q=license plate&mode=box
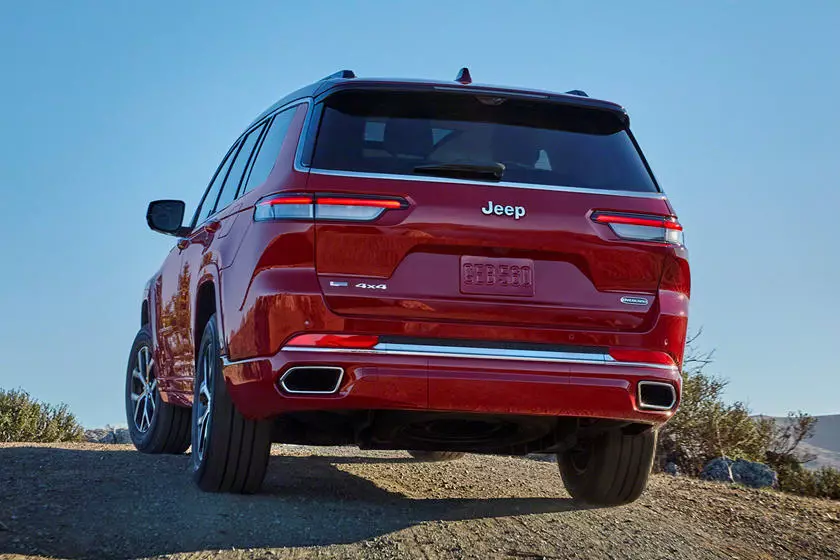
[460,256,535,297]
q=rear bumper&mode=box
[222,345,681,424]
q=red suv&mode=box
[127,69,689,505]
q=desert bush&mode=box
[0,388,84,443]
[657,332,772,475]
[657,333,839,499]
[658,334,820,479]
[772,453,817,495]
[771,453,840,500]
[762,411,818,463]
[814,467,840,500]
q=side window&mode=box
[214,124,265,213]
[242,108,296,194]
[195,144,237,225]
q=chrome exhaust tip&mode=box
[279,366,344,394]
[637,381,677,411]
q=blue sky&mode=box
[1,1,837,427]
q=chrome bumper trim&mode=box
[279,343,677,370]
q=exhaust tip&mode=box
[637,381,677,411]
[280,366,344,394]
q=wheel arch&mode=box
[141,299,150,327]
[193,266,226,360]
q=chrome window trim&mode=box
[277,343,677,370]
[298,168,667,199]
[192,98,312,230]
[245,98,311,147]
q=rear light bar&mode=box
[285,333,380,349]
[254,193,408,222]
[609,349,676,367]
[592,211,684,245]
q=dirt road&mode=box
[1,443,838,560]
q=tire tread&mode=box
[126,327,191,455]
[558,428,656,506]
[192,314,271,494]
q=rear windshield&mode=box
[310,90,658,193]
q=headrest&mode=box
[383,119,433,158]
[492,127,540,167]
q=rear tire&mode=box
[408,451,466,462]
[191,314,272,493]
[557,428,656,506]
[125,326,191,454]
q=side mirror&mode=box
[146,200,189,236]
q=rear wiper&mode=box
[413,162,505,181]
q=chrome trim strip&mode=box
[637,380,677,411]
[377,342,609,362]
[250,96,313,129]
[304,168,667,199]
[279,344,677,370]
[221,355,263,367]
[279,366,345,395]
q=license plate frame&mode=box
[460,256,535,297]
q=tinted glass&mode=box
[311,90,657,193]
[196,145,236,225]
[215,124,265,212]
[243,108,296,194]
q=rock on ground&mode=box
[701,457,778,489]
[83,426,131,444]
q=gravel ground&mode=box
[1,442,838,560]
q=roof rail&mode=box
[321,69,356,81]
[565,89,589,97]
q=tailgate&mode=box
[305,88,678,332]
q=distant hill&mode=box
[762,414,840,470]
[805,414,840,453]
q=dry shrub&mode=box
[0,388,84,443]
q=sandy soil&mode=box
[1,443,838,560]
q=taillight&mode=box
[609,349,676,367]
[254,194,315,220]
[592,211,684,245]
[254,193,408,222]
[284,333,380,349]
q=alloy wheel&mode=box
[193,342,214,466]
[130,346,157,433]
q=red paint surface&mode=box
[144,88,689,429]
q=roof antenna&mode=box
[566,89,589,97]
[455,67,472,85]
[321,69,356,81]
